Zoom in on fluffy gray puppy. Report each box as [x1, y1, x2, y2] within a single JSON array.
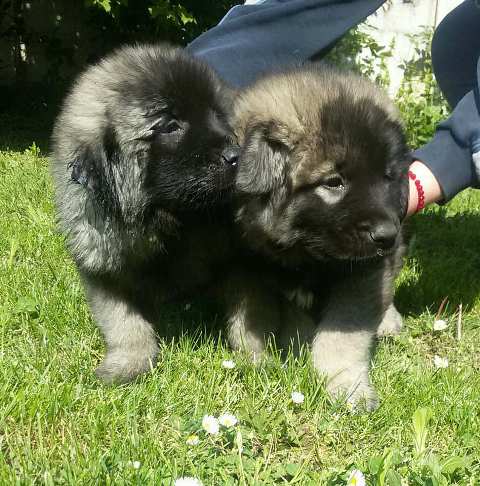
[[227, 66, 409, 410], [51, 44, 238, 384]]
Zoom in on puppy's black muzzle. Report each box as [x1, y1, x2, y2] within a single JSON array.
[[369, 221, 398, 250], [357, 218, 399, 257]]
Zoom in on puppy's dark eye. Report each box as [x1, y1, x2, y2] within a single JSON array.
[[323, 176, 345, 189], [266, 137, 290, 153], [155, 120, 182, 134]]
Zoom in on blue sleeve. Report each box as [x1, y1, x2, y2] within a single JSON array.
[[187, 0, 386, 88], [412, 79, 480, 201]]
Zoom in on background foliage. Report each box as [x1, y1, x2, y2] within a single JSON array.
[[0, 0, 240, 110], [85, 0, 240, 44], [2, 0, 449, 139], [326, 26, 450, 148]]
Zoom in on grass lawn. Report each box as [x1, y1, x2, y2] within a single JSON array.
[[0, 113, 479, 485]]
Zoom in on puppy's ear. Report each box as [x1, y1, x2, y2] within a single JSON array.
[[67, 125, 124, 220], [68, 145, 101, 192], [68, 125, 119, 192], [236, 122, 290, 194]]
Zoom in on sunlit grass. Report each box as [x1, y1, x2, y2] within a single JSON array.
[[0, 133, 478, 484]]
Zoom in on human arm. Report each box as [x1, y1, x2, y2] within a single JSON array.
[[187, 0, 387, 88]]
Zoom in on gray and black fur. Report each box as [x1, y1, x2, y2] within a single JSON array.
[[226, 66, 410, 410], [51, 44, 238, 384]]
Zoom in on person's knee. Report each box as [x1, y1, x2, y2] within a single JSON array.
[[431, 1, 480, 107]]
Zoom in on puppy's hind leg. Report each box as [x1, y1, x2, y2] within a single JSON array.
[[377, 303, 403, 338], [278, 297, 316, 357], [223, 271, 280, 363], [85, 278, 159, 384]]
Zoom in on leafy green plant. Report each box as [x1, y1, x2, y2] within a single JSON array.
[[326, 26, 393, 87], [24, 141, 41, 157], [85, 0, 240, 44], [367, 449, 404, 486], [329, 26, 449, 149], [409, 407, 471, 485], [395, 29, 450, 147], [412, 406, 433, 458]]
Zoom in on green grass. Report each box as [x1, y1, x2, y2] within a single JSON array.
[[0, 122, 479, 485]]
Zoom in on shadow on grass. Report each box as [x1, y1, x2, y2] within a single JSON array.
[[153, 297, 228, 347], [396, 208, 480, 316]]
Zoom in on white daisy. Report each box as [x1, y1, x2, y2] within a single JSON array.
[[174, 477, 203, 486], [291, 391, 305, 404], [132, 461, 141, 469], [433, 319, 448, 331], [221, 360, 236, 369], [433, 355, 449, 368], [202, 415, 220, 435], [186, 434, 199, 446], [218, 413, 238, 428], [347, 469, 366, 486]]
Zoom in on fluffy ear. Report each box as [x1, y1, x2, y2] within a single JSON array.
[[236, 122, 289, 194], [67, 125, 123, 217], [68, 145, 101, 191], [68, 124, 119, 189]]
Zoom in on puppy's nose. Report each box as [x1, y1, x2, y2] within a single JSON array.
[[369, 222, 398, 250], [221, 146, 240, 166]]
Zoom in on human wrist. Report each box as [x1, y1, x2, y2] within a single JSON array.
[[406, 161, 443, 217]]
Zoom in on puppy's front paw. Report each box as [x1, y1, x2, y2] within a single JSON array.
[[327, 375, 378, 412], [377, 305, 403, 338], [96, 350, 157, 384]]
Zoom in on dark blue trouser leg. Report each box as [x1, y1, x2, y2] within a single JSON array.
[[431, 0, 480, 109]]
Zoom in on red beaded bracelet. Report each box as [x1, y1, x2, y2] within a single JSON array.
[[408, 170, 425, 212]]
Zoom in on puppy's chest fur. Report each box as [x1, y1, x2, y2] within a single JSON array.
[[255, 257, 387, 318], [115, 213, 234, 301], [278, 269, 332, 317]]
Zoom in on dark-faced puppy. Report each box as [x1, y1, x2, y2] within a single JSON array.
[[51, 44, 238, 384], [228, 66, 410, 409]]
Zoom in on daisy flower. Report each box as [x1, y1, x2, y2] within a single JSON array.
[[174, 477, 203, 486], [433, 319, 448, 331], [202, 415, 220, 435], [132, 461, 141, 469], [433, 355, 449, 368], [186, 434, 199, 446], [221, 360, 236, 369], [291, 391, 305, 405], [218, 413, 238, 428], [347, 469, 366, 486]]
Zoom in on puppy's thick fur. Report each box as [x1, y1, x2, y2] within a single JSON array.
[[227, 66, 410, 409], [51, 44, 238, 384]]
